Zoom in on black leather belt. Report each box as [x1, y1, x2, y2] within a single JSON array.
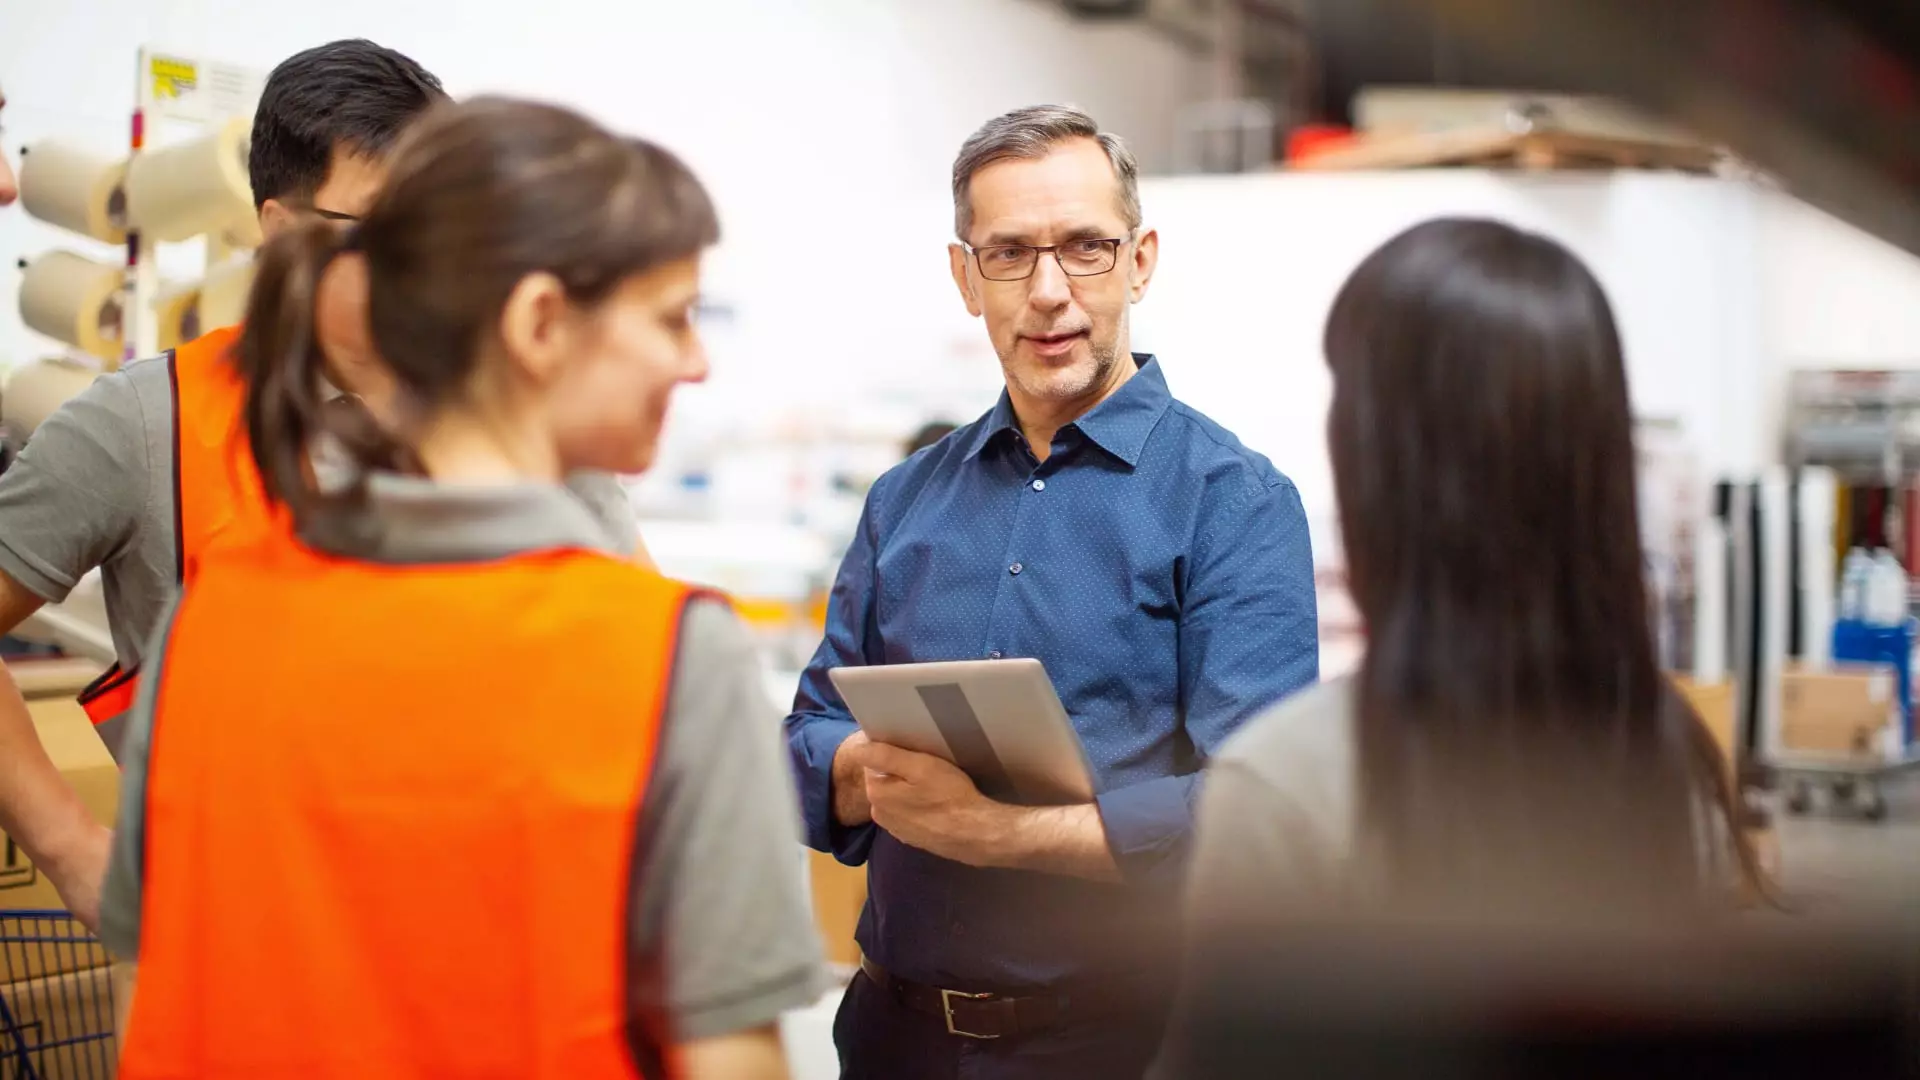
[[858, 957, 1083, 1040]]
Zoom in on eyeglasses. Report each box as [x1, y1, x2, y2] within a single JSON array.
[[967, 237, 1127, 282]]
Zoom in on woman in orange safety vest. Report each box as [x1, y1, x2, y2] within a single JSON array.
[[96, 96, 827, 1080]]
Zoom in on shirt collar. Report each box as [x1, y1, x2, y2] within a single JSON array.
[[961, 354, 1170, 468], [305, 472, 623, 564]]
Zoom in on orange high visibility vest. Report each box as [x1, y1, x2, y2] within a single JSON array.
[[78, 325, 258, 727], [120, 527, 696, 1079]]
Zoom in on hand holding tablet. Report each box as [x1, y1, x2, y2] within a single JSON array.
[[828, 658, 1097, 806]]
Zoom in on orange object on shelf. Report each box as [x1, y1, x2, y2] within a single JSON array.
[[1286, 123, 1356, 163]]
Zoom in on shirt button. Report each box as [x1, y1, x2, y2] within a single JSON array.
[[1009, 563, 1023, 576], [1031, 479, 1046, 492], [987, 650, 1003, 660]]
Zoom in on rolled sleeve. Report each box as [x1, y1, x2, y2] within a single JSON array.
[[0, 371, 149, 603], [784, 487, 885, 865], [1103, 474, 1318, 886], [1095, 773, 1198, 885]]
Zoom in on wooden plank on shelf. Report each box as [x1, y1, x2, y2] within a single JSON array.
[[1290, 127, 1723, 174]]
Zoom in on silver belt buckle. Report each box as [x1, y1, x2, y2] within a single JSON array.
[[940, 987, 1001, 1039]]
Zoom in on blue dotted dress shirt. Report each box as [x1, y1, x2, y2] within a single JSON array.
[[786, 355, 1319, 991]]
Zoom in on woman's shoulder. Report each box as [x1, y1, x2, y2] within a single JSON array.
[[1217, 675, 1359, 782]]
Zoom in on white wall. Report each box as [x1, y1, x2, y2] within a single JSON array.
[[1128, 169, 1771, 543], [1754, 193, 1920, 463], [12, 4, 1920, 544], [0, 0, 1204, 374], [1762, 194, 1920, 371]]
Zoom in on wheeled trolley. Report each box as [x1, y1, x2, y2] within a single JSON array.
[[1777, 748, 1920, 822], [0, 910, 119, 1080]]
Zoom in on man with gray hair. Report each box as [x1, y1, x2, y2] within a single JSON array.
[[786, 105, 1320, 1077]]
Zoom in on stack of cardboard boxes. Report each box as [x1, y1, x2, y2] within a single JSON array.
[[0, 663, 125, 1079]]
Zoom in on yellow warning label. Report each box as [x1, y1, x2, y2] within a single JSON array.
[[150, 57, 199, 101]]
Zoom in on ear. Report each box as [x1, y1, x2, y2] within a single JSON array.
[[496, 271, 577, 384], [256, 199, 300, 242], [313, 253, 382, 400], [1127, 228, 1159, 304], [949, 244, 982, 318]]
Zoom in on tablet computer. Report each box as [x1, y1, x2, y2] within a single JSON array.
[[828, 658, 1096, 806]]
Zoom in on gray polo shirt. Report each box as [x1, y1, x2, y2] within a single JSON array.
[[0, 352, 638, 671], [99, 474, 828, 1044]]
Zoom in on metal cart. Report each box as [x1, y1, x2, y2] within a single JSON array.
[[1778, 751, 1920, 821], [1775, 372, 1920, 822], [0, 911, 119, 1080], [1776, 619, 1920, 822]]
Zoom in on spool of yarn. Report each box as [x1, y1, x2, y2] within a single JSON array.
[[18, 251, 125, 362], [18, 141, 129, 244], [221, 213, 264, 251], [125, 116, 253, 242], [197, 256, 255, 331], [3, 358, 101, 445], [153, 282, 203, 351]]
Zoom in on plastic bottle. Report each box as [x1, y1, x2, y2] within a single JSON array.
[[1839, 547, 1874, 622], [1869, 549, 1909, 627]]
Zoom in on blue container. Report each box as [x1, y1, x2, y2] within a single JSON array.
[[1830, 617, 1917, 749]]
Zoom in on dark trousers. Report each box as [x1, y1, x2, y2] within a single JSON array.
[[832, 969, 1170, 1080]]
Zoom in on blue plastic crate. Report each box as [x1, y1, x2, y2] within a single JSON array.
[[0, 911, 117, 1080]]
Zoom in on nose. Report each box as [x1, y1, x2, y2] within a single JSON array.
[[681, 335, 711, 385], [0, 154, 18, 207], [1026, 251, 1071, 310]]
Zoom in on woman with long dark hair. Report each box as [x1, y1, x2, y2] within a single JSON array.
[[1164, 217, 1767, 995]]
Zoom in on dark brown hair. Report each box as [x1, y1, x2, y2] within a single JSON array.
[[236, 96, 719, 532], [1325, 217, 1767, 916], [248, 39, 445, 210]]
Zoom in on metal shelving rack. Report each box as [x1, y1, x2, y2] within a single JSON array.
[[1777, 369, 1920, 819]]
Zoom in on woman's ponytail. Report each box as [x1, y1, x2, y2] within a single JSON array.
[[235, 217, 347, 525]]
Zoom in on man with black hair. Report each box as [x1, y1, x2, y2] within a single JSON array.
[[0, 40, 640, 931]]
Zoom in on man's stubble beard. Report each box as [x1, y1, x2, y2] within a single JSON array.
[[998, 336, 1122, 405]]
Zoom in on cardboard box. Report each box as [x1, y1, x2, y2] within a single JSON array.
[[0, 963, 120, 1080], [808, 850, 866, 970], [1670, 677, 1779, 898], [1672, 677, 1737, 780], [0, 687, 119, 983], [1779, 666, 1896, 760]]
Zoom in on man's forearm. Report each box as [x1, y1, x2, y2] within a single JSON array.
[[978, 801, 1120, 883], [0, 669, 97, 866]]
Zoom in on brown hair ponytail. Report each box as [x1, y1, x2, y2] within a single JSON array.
[[235, 219, 410, 537], [235, 217, 345, 522]]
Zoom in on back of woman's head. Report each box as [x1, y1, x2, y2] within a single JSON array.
[[1327, 218, 1645, 681], [238, 95, 719, 529], [1323, 218, 1759, 917]]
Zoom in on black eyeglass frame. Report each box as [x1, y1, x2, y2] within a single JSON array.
[[964, 233, 1134, 282]]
